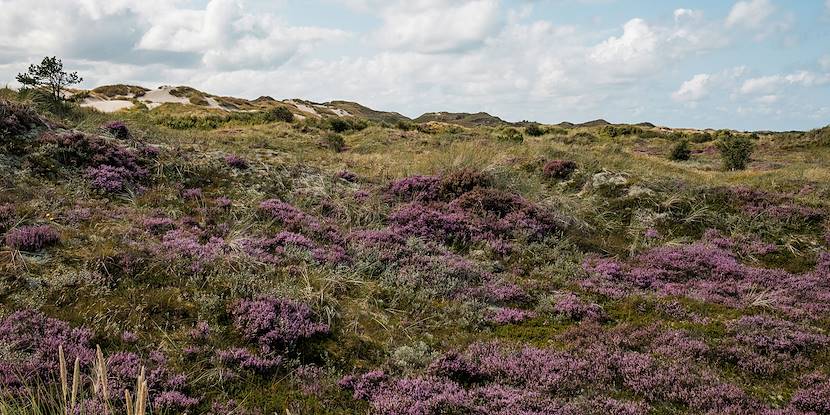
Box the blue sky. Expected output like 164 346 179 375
1 0 829 130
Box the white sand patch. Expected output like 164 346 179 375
204 96 224 110
287 100 320 116
81 98 134 113
325 106 352 117
137 86 190 110
313 104 351 117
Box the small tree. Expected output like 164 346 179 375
716 134 754 171
669 139 691 161
16 56 82 103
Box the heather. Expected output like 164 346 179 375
2 96 830 414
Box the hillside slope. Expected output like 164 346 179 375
2 93 830 414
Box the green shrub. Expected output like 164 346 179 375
396 120 415 131
601 125 643 138
329 118 351 133
639 130 665 139
322 132 345 152
716 133 754 170
498 127 523 143
525 124 545 137
687 132 713 143
266 106 294 123
669 139 691 161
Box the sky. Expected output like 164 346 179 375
1 0 829 131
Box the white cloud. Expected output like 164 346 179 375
726 0 774 29
672 73 711 102
589 18 658 71
368 0 504 54
674 8 702 22
137 0 347 69
740 71 830 94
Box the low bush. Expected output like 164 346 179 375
322 132 346 152
329 118 351 133
543 160 577 180
524 124 545 137
4 225 60 251
669 139 691 161
717 133 754 171
101 120 130 139
601 125 643 138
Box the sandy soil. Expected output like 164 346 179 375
287 100 319 116
81 98 134 112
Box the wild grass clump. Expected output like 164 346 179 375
497 127 523 143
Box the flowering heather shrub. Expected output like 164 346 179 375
154 391 200 412
548 292 606 321
450 188 559 241
728 315 828 354
182 187 203 199
394 252 490 295
0 310 94 389
643 227 660 239
101 120 129 139
347 229 411 266
728 186 824 222
63 206 92 224
242 231 316 263
339 370 388 400
438 169 493 198
387 175 442 201
389 202 473 245
216 348 282 373
85 164 133 192
4 224 59 251
191 321 211 342
542 159 577 180
230 297 330 354
224 154 248 169
721 315 829 375
40 132 149 192
143 216 175 234
160 228 226 271
0 99 44 139
485 307 536 325
293 364 326 396
581 239 830 318
790 374 830 413
107 350 189 398
214 196 232 209
259 199 337 240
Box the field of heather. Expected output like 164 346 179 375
2 90 830 415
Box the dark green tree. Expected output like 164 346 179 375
16 56 82 103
